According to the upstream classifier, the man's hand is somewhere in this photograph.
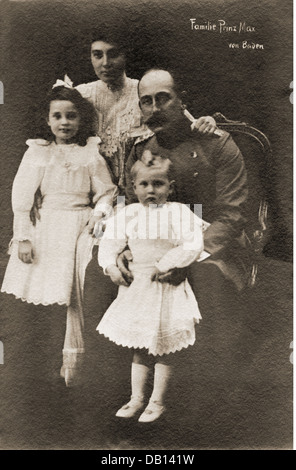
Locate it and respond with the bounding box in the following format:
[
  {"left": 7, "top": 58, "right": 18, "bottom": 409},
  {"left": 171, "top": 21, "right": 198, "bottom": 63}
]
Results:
[
  {"left": 18, "top": 240, "right": 34, "bottom": 264},
  {"left": 117, "top": 249, "right": 134, "bottom": 285},
  {"left": 193, "top": 116, "right": 217, "bottom": 135},
  {"left": 153, "top": 267, "right": 188, "bottom": 286},
  {"left": 106, "top": 264, "right": 130, "bottom": 287}
]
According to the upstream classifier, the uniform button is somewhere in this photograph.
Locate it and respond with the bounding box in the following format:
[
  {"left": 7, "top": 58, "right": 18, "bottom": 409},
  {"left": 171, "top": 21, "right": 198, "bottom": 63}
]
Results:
[
  {"left": 194, "top": 171, "right": 199, "bottom": 177},
  {"left": 190, "top": 151, "right": 198, "bottom": 158}
]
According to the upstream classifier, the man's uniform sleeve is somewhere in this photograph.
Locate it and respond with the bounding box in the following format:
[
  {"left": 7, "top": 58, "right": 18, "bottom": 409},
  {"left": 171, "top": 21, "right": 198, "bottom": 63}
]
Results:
[{"left": 203, "top": 134, "right": 248, "bottom": 257}]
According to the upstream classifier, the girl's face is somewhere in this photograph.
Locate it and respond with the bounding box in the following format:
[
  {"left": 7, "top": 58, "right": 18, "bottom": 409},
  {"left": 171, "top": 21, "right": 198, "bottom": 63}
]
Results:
[
  {"left": 47, "top": 100, "right": 80, "bottom": 144},
  {"left": 133, "top": 167, "right": 173, "bottom": 206}
]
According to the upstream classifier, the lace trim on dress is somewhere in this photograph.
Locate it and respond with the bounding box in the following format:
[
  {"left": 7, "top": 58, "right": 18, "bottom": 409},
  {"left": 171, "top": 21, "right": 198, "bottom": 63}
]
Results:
[
  {"left": 98, "top": 327, "right": 199, "bottom": 356},
  {"left": 0, "top": 289, "right": 69, "bottom": 306}
]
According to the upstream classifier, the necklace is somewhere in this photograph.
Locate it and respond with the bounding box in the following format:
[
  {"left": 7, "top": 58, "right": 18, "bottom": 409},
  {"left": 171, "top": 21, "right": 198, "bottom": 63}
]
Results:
[{"left": 55, "top": 143, "right": 76, "bottom": 171}]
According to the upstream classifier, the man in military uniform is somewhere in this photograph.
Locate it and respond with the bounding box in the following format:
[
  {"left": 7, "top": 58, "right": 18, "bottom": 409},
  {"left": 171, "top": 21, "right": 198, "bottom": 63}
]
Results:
[
  {"left": 122, "top": 69, "right": 249, "bottom": 289},
  {"left": 118, "top": 69, "right": 250, "bottom": 379}
]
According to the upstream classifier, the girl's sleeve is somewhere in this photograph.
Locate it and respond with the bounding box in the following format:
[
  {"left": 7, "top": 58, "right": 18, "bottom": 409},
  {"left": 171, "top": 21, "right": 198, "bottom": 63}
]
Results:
[
  {"left": 88, "top": 143, "right": 118, "bottom": 218},
  {"left": 155, "top": 204, "right": 204, "bottom": 273},
  {"left": 12, "top": 143, "right": 45, "bottom": 241},
  {"left": 98, "top": 208, "right": 128, "bottom": 271}
]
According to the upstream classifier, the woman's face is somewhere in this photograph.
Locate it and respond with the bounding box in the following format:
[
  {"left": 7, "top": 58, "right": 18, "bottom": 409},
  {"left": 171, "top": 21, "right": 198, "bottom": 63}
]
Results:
[{"left": 91, "top": 41, "right": 126, "bottom": 85}]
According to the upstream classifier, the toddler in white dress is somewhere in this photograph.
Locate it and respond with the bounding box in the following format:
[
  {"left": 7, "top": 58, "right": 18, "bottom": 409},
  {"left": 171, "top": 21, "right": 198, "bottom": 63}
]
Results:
[{"left": 97, "top": 157, "right": 204, "bottom": 422}]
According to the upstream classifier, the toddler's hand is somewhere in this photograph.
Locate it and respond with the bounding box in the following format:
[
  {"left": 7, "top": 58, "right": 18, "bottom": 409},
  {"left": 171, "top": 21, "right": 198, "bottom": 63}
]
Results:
[
  {"left": 151, "top": 267, "right": 161, "bottom": 282},
  {"left": 18, "top": 240, "right": 34, "bottom": 264},
  {"left": 117, "top": 249, "right": 134, "bottom": 284},
  {"left": 88, "top": 213, "right": 104, "bottom": 237},
  {"left": 106, "top": 264, "right": 130, "bottom": 287},
  {"left": 193, "top": 116, "right": 217, "bottom": 135}
]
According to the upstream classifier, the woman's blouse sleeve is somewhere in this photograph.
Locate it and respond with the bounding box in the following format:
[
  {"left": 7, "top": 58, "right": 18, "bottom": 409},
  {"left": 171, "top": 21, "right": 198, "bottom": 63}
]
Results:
[
  {"left": 98, "top": 208, "right": 128, "bottom": 271},
  {"left": 88, "top": 142, "right": 118, "bottom": 217},
  {"left": 12, "top": 142, "right": 46, "bottom": 241},
  {"left": 155, "top": 204, "right": 204, "bottom": 272}
]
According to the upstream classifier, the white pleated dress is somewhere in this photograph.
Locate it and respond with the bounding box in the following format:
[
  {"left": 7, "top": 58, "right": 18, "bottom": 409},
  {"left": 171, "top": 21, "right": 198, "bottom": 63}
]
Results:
[
  {"left": 97, "top": 203, "right": 204, "bottom": 356},
  {"left": 1, "top": 136, "right": 117, "bottom": 307}
]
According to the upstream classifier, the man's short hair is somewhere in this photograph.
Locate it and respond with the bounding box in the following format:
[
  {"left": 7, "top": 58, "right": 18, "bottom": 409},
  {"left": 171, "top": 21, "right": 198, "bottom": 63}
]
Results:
[{"left": 139, "top": 68, "right": 186, "bottom": 98}]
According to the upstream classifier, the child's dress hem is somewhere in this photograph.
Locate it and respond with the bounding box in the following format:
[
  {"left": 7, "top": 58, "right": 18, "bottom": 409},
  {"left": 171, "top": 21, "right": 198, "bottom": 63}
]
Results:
[
  {"left": 0, "top": 288, "right": 69, "bottom": 307},
  {"left": 96, "top": 327, "right": 198, "bottom": 356}
]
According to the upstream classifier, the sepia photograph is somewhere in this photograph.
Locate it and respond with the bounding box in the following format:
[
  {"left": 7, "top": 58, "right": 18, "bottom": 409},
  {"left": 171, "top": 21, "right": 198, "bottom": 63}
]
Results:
[{"left": 0, "top": 0, "right": 293, "bottom": 452}]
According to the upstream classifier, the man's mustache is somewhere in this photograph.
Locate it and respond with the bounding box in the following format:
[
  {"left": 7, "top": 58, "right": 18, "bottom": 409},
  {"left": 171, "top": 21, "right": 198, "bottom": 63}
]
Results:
[{"left": 146, "top": 113, "right": 167, "bottom": 128}]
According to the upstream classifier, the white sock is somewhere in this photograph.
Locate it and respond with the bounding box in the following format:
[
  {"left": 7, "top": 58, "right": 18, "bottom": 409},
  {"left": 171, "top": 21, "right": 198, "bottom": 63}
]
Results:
[
  {"left": 131, "top": 362, "right": 150, "bottom": 401},
  {"left": 150, "top": 363, "right": 172, "bottom": 406}
]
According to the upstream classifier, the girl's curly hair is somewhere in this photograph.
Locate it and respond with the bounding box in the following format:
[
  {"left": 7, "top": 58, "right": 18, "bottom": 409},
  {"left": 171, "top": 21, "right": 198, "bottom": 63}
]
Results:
[{"left": 40, "top": 85, "right": 97, "bottom": 146}]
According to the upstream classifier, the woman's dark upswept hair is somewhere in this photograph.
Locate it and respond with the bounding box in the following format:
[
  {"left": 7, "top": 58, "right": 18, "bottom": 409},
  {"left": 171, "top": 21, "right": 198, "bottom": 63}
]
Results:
[{"left": 42, "top": 86, "right": 97, "bottom": 146}]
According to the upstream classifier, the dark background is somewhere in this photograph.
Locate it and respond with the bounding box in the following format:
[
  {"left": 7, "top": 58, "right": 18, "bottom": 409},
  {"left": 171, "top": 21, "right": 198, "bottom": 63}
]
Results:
[{"left": 0, "top": 0, "right": 293, "bottom": 450}]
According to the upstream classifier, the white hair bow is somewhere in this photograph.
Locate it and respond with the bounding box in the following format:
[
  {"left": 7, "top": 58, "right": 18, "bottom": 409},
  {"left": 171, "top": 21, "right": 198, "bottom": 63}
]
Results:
[{"left": 52, "top": 74, "right": 73, "bottom": 89}]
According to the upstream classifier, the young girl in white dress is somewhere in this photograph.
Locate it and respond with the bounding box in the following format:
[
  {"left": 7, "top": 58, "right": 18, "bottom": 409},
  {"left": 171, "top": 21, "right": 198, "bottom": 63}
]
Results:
[
  {"left": 1, "top": 85, "right": 117, "bottom": 383},
  {"left": 97, "top": 157, "right": 204, "bottom": 423}
]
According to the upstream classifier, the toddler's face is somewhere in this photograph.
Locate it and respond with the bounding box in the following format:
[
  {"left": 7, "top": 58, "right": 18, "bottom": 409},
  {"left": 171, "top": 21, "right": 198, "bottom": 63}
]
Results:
[
  {"left": 133, "top": 166, "right": 173, "bottom": 207},
  {"left": 47, "top": 100, "right": 80, "bottom": 144}
]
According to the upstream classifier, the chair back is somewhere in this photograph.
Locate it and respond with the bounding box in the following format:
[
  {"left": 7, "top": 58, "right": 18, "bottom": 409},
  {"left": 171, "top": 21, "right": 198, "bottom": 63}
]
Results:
[{"left": 214, "top": 112, "right": 273, "bottom": 286}]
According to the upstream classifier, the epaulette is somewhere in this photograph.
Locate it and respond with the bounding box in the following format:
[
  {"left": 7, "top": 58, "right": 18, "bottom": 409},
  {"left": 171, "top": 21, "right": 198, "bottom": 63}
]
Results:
[{"left": 134, "top": 129, "right": 155, "bottom": 145}]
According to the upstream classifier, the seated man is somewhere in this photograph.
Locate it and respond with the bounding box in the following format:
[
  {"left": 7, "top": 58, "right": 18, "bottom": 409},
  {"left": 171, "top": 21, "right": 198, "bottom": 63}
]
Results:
[
  {"left": 84, "top": 68, "right": 249, "bottom": 387},
  {"left": 119, "top": 68, "right": 250, "bottom": 378},
  {"left": 124, "top": 68, "right": 249, "bottom": 291}
]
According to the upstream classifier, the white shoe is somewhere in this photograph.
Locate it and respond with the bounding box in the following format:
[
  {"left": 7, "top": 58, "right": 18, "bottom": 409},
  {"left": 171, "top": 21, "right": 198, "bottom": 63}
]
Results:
[
  {"left": 138, "top": 400, "right": 165, "bottom": 423},
  {"left": 115, "top": 396, "right": 145, "bottom": 418}
]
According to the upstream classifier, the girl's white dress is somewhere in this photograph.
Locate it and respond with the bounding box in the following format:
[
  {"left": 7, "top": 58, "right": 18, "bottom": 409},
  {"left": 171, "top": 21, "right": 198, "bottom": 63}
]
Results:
[
  {"left": 97, "top": 202, "right": 204, "bottom": 356},
  {"left": 1, "top": 136, "right": 117, "bottom": 307}
]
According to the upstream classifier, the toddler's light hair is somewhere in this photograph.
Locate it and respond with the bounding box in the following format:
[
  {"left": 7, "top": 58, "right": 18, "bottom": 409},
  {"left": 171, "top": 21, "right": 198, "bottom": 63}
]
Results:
[{"left": 130, "top": 154, "right": 174, "bottom": 183}]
